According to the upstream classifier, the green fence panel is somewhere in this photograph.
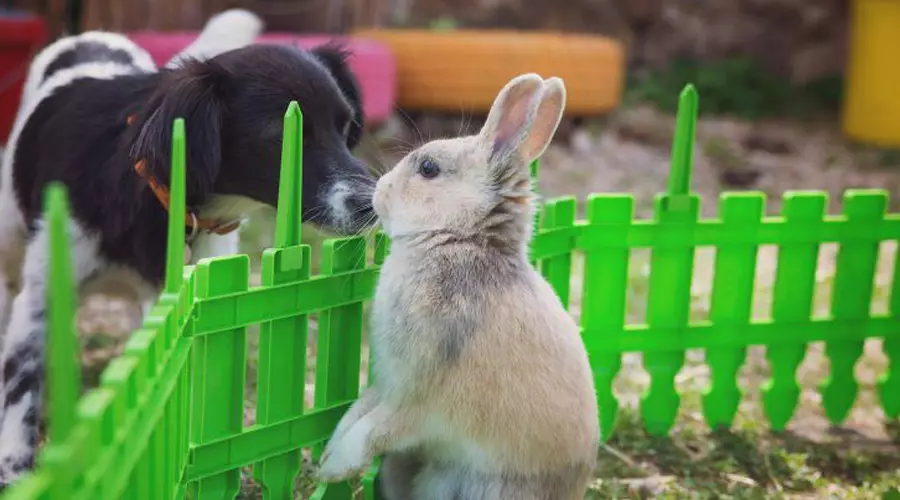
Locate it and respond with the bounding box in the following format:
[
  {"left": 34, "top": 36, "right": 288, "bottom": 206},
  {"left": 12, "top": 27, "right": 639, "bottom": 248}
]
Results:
[
  {"left": 7, "top": 84, "right": 900, "bottom": 500},
  {"left": 702, "top": 193, "right": 763, "bottom": 428}
]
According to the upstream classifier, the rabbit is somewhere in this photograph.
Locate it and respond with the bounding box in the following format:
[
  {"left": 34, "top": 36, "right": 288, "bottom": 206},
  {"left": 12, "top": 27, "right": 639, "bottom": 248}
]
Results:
[{"left": 315, "top": 73, "right": 599, "bottom": 500}]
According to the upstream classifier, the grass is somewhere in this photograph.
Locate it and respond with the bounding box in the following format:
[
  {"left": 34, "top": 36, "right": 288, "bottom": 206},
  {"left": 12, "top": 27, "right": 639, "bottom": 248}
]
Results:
[{"left": 589, "top": 406, "right": 900, "bottom": 499}]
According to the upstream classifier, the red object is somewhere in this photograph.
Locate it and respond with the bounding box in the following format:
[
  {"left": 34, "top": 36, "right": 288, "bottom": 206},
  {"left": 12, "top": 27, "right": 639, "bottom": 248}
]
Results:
[
  {"left": 127, "top": 32, "right": 397, "bottom": 125},
  {"left": 0, "top": 12, "right": 47, "bottom": 144}
]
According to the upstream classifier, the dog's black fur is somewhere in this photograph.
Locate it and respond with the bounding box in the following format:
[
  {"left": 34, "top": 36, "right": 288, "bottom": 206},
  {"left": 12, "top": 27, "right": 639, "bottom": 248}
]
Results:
[
  {"left": 12, "top": 42, "right": 374, "bottom": 286},
  {"left": 0, "top": 35, "right": 377, "bottom": 487}
]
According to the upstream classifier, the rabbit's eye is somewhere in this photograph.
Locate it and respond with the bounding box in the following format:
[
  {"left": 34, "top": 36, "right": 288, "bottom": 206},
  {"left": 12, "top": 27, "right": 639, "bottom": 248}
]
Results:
[{"left": 418, "top": 159, "right": 441, "bottom": 179}]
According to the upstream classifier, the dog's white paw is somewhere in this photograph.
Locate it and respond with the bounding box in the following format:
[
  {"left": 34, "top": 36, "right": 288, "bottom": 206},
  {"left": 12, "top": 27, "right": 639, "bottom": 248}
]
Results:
[{"left": 316, "top": 419, "right": 372, "bottom": 482}]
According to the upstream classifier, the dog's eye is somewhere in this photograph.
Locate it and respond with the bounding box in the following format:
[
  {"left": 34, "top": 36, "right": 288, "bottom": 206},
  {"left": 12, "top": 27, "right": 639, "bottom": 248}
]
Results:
[{"left": 418, "top": 159, "right": 440, "bottom": 179}]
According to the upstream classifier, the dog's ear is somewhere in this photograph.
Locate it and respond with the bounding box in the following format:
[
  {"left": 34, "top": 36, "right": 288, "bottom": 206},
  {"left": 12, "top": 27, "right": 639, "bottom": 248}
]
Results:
[
  {"left": 130, "top": 59, "right": 226, "bottom": 204},
  {"left": 311, "top": 43, "right": 365, "bottom": 150}
]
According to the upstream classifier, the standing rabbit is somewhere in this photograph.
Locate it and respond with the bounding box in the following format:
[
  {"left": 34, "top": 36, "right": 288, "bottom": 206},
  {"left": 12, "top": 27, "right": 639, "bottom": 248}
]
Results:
[{"left": 316, "top": 74, "right": 599, "bottom": 500}]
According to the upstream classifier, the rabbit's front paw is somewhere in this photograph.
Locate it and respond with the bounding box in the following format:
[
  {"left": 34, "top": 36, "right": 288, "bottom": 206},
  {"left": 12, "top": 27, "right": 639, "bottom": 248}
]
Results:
[{"left": 316, "top": 419, "right": 372, "bottom": 482}]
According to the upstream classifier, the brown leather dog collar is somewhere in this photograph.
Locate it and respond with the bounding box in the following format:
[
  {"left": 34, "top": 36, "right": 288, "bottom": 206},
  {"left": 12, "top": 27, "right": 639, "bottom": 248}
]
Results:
[{"left": 128, "top": 114, "right": 240, "bottom": 236}]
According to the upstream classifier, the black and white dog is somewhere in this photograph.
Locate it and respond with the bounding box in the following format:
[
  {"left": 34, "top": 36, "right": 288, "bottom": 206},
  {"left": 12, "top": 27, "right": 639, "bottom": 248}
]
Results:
[{"left": 0, "top": 11, "right": 376, "bottom": 485}]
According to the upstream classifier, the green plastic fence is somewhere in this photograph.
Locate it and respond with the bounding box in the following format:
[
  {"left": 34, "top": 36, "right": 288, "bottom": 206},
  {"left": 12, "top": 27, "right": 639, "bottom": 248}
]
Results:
[{"left": 4, "top": 85, "right": 900, "bottom": 499}]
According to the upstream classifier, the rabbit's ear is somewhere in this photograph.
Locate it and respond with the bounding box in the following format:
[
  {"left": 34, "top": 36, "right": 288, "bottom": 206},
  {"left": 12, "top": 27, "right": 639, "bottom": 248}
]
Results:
[
  {"left": 480, "top": 73, "right": 545, "bottom": 164},
  {"left": 519, "top": 77, "right": 566, "bottom": 162}
]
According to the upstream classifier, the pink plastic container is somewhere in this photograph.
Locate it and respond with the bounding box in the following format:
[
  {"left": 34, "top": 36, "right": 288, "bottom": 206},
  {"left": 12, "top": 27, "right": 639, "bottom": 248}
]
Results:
[
  {"left": 0, "top": 11, "right": 47, "bottom": 143},
  {"left": 127, "top": 32, "right": 396, "bottom": 125}
]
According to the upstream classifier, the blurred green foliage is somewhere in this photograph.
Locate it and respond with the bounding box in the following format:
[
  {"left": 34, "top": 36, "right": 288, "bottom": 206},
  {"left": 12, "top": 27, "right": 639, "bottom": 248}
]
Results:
[
  {"left": 429, "top": 17, "right": 459, "bottom": 31},
  {"left": 626, "top": 57, "right": 843, "bottom": 120}
]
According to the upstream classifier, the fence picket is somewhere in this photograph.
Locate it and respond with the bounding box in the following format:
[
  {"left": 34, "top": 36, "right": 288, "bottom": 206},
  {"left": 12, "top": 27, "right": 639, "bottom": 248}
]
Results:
[
  {"left": 189, "top": 256, "right": 251, "bottom": 499},
  {"left": 703, "top": 193, "right": 763, "bottom": 428},
  {"left": 75, "top": 390, "right": 111, "bottom": 497},
  {"left": 123, "top": 361, "right": 150, "bottom": 500},
  {"left": 763, "top": 192, "right": 825, "bottom": 431},
  {"left": 581, "top": 194, "right": 632, "bottom": 441},
  {"left": 313, "top": 236, "right": 367, "bottom": 494},
  {"left": 821, "top": 191, "right": 885, "bottom": 424},
  {"left": 880, "top": 234, "right": 900, "bottom": 418},
  {"left": 253, "top": 245, "right": 312, "bottom": 499},
  {"left": 315, "top": 238, "right": 367, "bottom": 406},
  {"left": 641, "top": 193, "right": 699, "bottom": 435},
  {"left": 253, "top": 247, "right": 312, "bottom": 500},
  {"left": 126, "top": 327, "right": 162, "bottom": 500},
  {"left": 540, "top": 197, "right": 577, "bottom": 309},
  {"left": 98, "top": 356, "right": 138, "bottom": 498}
]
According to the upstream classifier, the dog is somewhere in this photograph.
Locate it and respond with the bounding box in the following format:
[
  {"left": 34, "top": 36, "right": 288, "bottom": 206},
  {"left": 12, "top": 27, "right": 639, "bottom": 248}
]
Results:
[{"left": 0, "top": 14, "right": 375, "bottom": 486}]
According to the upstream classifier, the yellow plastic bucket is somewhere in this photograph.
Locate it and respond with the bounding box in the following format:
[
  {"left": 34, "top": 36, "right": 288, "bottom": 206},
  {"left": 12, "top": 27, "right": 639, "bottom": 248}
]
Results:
[{"left": 843, "top": 0, "right": 900, "bottom": 146}]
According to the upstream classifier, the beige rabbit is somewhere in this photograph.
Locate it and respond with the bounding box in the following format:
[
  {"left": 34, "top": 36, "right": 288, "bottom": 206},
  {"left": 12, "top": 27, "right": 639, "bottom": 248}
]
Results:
[{"left": 316, "top": 73, "right": 599, "bottom": 500}]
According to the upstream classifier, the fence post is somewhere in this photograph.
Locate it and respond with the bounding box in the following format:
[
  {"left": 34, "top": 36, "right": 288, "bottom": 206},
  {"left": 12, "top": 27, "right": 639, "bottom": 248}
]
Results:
[
  {"left": 45, "top": 183, "right": 80, "bottom": 445},
  {"left": 164, "top": 119, "right": 187, "bottom": 295},
  {"left": 665, "top": 84, "right": 697, "bottom": 209},
  {"left": 641, "top": 84, "right": 699, "bottom": 435},
  {"left": 254, "top": 101, "right": 313, "bottom": 498}
]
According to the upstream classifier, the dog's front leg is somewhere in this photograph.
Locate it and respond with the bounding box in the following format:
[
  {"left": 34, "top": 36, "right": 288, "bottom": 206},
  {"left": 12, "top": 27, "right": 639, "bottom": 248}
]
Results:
[
  {"left": 0, "top": 220, "right": 104, "bottom": 488},
  {"left": 317, "top": 397, "right": 421, "bottom": 483}
]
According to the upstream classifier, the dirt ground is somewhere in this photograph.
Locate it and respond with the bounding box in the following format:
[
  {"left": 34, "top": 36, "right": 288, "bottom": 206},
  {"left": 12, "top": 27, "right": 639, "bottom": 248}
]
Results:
[{"left": 11, "top": 103, "right": 900, "bottom": 498}]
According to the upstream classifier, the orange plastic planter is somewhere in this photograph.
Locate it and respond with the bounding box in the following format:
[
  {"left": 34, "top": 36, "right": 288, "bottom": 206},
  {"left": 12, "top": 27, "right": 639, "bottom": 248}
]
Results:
[{"left": 353, "top": 29, "right": 624, "bottom": 116}]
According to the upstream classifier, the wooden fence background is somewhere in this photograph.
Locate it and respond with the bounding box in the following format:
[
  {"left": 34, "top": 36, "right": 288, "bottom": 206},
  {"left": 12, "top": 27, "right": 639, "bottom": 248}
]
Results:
[{"left": 10, "top": 0, "right": 389, "bottom": 39}]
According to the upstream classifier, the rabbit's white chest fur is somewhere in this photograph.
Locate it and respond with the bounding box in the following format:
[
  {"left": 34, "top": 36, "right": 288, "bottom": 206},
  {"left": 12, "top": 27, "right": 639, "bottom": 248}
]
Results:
[{"left": 368, "top": 247, "right": 440, "bottom": 392}]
